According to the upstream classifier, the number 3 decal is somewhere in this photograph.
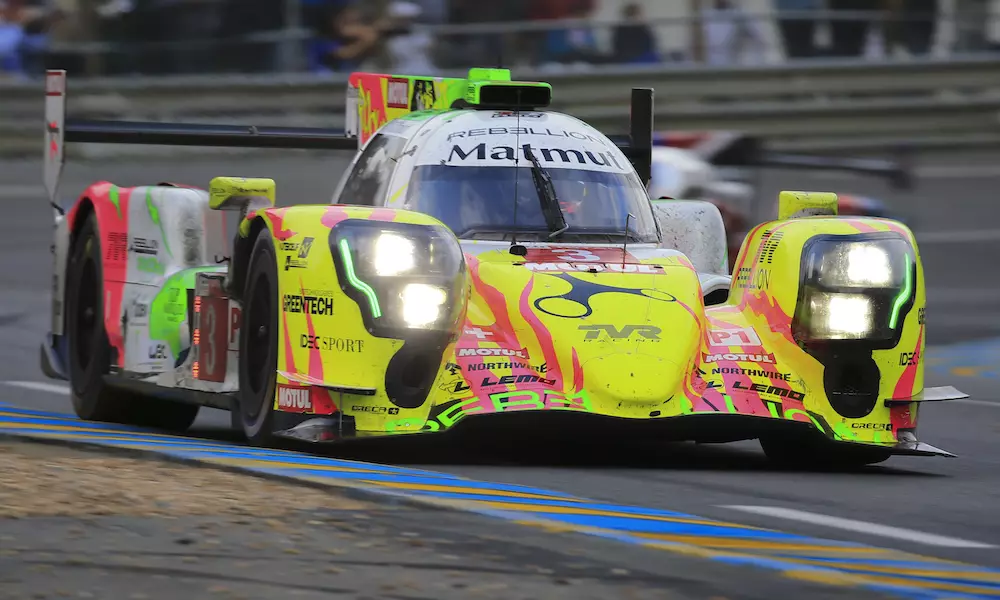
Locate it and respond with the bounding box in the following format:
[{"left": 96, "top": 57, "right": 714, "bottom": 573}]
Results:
[{"left": 553, "top": 248, "right": 601, "bottom": 262}]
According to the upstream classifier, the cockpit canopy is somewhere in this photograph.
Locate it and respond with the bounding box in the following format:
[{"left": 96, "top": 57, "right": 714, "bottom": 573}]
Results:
[{"left": 400, "top": 111, "right": 661, "bottom": 244}]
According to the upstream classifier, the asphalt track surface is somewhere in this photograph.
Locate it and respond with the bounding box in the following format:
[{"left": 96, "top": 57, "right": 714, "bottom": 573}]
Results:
[{"left": 1, "top": 150, "right": 999, "bottom": 593}]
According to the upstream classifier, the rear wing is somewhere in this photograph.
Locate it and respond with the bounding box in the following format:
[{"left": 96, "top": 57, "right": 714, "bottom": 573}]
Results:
[
  {"left": 43, "top": 70, "right": 357, "bottom": 216},
  {"left": 653, "top": 131, "right": 913, "bottom": 191}
]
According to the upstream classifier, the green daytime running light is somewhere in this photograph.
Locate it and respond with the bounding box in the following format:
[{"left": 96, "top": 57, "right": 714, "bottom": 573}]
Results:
[
  {"left": 888, "top": 253, "right": 913, "bottom": 329},
  {"left": 338, "top": 238, "right": 382, "bottom": 319}
]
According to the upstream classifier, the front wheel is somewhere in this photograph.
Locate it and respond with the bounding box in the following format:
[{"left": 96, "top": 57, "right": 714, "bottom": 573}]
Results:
[
  {"left": 759, "top": 435, "right": 892, "bottom": 470},
  {"left": 235, "top": 226, "right": 280, "bottom": 446}
]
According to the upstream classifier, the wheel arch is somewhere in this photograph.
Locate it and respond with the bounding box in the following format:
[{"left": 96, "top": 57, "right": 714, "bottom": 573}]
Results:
[{"left": 228, "top": 214, "right": 270, "bottom": 301}]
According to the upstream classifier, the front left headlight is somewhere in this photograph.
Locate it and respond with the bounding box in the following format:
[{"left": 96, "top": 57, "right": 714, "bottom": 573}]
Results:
[
  {"left": 331, "top": 220, "right": 468, "bottom": 337},
  {"left": 793, "top": 234, "right": 914, "bottom": 344}
]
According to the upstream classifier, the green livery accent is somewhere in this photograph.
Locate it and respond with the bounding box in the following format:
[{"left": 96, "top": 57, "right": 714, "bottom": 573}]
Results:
[
  {"left": 108, "top": 185, "right": 122, "bottom": 219},
  {"left": 889, "top": 253, "right": 912, "bottom": 329},
  {"left": 339, "top": 239, "right": 382, "bottom": 318},
  {"left": 145, "top": 187, "right": 173, "bottom": 258},
  {"left": 137, "top": 256, "right": 166, "bottom": 275},
  {"left": 148, "top": 266, "right": 225, "bottom": 359}
]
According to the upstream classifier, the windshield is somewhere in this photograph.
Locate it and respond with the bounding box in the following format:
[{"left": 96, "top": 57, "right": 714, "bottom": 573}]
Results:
[{"left": 403, "top": 165, "right": 661, "bottom": 243}]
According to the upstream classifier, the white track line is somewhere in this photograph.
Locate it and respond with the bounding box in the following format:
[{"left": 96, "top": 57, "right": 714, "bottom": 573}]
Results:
[
  {"left": 3, "top": 381, "right": 70, "bottom": 395},
  {"left": 722, "top": 505, "right": 996, "bottom": 548}
]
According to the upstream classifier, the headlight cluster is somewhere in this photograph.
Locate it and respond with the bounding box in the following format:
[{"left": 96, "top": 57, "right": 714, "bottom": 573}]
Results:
[
  {"left": 794, "top": 234, "right": 914, "bottom": 343},
  {"left": 331, "top": 221, "right": 468, "bottom": 337}
]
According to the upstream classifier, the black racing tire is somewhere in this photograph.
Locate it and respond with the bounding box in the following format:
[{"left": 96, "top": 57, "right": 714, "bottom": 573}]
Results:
[
  {"left": 66, "top": 213, "right": 199, "bottom": 432},
  {"left": 235, "top": 226, "right": 280, "bottom": 446},
  {"left": 759, "top": 434, "right": 892, "bottom": 470}
]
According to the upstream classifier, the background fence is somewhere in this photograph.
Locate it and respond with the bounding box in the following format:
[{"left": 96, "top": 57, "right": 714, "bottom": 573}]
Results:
[{"left": 3, "top": 55, "right": 1000, "bottom": 158}]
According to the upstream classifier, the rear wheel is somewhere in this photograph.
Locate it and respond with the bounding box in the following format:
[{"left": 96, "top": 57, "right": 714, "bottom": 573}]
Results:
[
  {"left": 235, "top": 227, "right": 279, "bottom": 446},
  {"left": 66, "top": 213, "right": 198, "bottom": 432},
  {"left": 759, "top": 434, "right": 892, "bottom": 469}
]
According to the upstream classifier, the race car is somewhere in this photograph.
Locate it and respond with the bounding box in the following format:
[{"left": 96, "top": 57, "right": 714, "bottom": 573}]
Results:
[
  {"left": 39, "top": 67, "right": 966, "bottom": 467},
  {"left": 648, "top": 132, "right": 912, "bottom": 271}
]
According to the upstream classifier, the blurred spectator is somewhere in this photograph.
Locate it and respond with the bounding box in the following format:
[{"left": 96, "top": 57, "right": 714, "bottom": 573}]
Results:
[
  {"left": 885, "top": 0, "right": 939, "bottom": 56},
  {"left": 411, "top": 0, "right": 446, "bottom": 24},
  {"left": 828, "top": 0, "right": 870, "bottom": 57},
  {"left": 0, "top": 0, "right": 27, "bottom": 75},
  {"left": 538, "top": 1, "right": 604, "bottom": 66},
  {"left": 309, "top": 3, "right": 379, "bottom": 74},
  {"left": 611, "top": 3, "right": 659, "bottom": 64},
  {"left": 95, "top": 0, "right": 140, "bottom": 74},
  {"left": 700, "top": 0, "right": 766, "bottom": 66},
  {"left": 775, "top": 0, "right": 821, "bottom": 59},
  {"left": 444, "top": 0, "right": 527, "bottom": 68},
  {"left": 952, "top": 0, "right": 990, "bottom": 52},
  {"left": 218, "top": 0, "right": 285, "bottom": 73},
  {"left": 0, "top": 0, "right": 60, "bottom": 77},
  {"left": 382, "top": 1, "right": 434, "bottom": 73}
]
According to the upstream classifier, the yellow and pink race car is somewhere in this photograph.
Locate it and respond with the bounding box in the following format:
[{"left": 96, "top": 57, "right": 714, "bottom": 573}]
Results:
[{"left": 39, "top": 67, "right": 965, "bottom": 467}]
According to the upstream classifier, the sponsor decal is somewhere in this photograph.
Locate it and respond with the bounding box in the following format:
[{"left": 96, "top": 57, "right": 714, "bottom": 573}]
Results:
[
  {"left": 443, "top": 380, "right": 470, "bottom": 394},
  {"left": 735, "top": 267, "right": 771, "bottom": 291},
  {"left": 491, "top": 111, "right": 544, "bottom": 119},
  {"left": 852, "top": 422, "right": 892, "bottom": 431},
  {"left": 579, "top": 324, "right": 661, "bottom": 342},
  {"left": 444, "top": 362, "right": 461, "bottom": 375},
  {"left": 534, "top": 272, "right": 676, "bottom": 318},
  {"left": 758, "top": 230, "right": 784, "bottom": 264},
  {"left": 387, "top": 77, "right": 409, "bottom": 108},
  {"left": 466, "top": 361, "right": 546, "bottom": 373},
  {"left": 712, "top": 367, "right": 789, "bottom": 381},
  {"left": 447, "top": 128, "right": 602, "bottom": 143},
  {"left": 276, "top": 385, "right": 312, "bottom": 412},
  {"left": 132, "top": 301, "right": 149, "bottom": 319},
  {"left": 479, "top": 374, "right": 556, "bottom": 387},
  {"left": 399, "top": 390, "right": 593, "bottom": 432},
  {"left": 283, "top": 294, "right": 334, "bottom": 316},
  {"left": 148, "top": 343, "right": 168, "bottom": 360},
  {"left": 705, "top": 352, "right": 775, "bottom": 364},
  {"left": 708, "top": 327, "right": 762, "bottom": 347},
  {"left": 105, "top": 232, "right": 128, "bottom": 262},
  {"left": 900, "top": 351, "right": 920, "bottom": 367},
  {"left": 300, "top": 334, "right": 364, "bottom": 353},
  {"left": 731, "top": 380, "right": 805, "bottom": 401},
  {"left": 457, "top": 347, "right": 528, "bottom": 358},
  {"left": 522, "top": 247, "right": 638, "bottom": 264},
  {"left": 446, "top": 142, "right": 624, "bottom": 171},
  {"left": 463, "top": 327, "right": 493, "bottom": 339},
  {"left": 129, "top": 237, "right": 159, "bottom": 256},
  {"left": 352, "top": 405, "right": 400, "bottom": 415},
  {"left": 282, "top": 237, "right": 313, "bottom": 270},
  {"left": 410, "top": 79, "right": 436, "bottom": 111},
  {"left": 523, "top": 262, "right": 663, "bottom": 273},
  {"left": 918, "top": 307, "right": 926, "bottom": 325},
  {"left": 137, "top": 256, "right": 165, "bottom": 275}
]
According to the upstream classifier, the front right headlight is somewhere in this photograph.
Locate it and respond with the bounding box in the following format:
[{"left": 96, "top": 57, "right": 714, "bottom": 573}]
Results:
[{"left": 793, "top": 234, "right": 914, "bottom": 344}]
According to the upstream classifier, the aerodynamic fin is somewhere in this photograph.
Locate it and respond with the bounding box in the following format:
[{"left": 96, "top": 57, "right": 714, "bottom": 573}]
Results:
[
  {"left": 44, "top": 70, "right": 66, "bottom": 217},
  {"left": 884, "top": 386, "right": 969, "bottom": 406}
]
